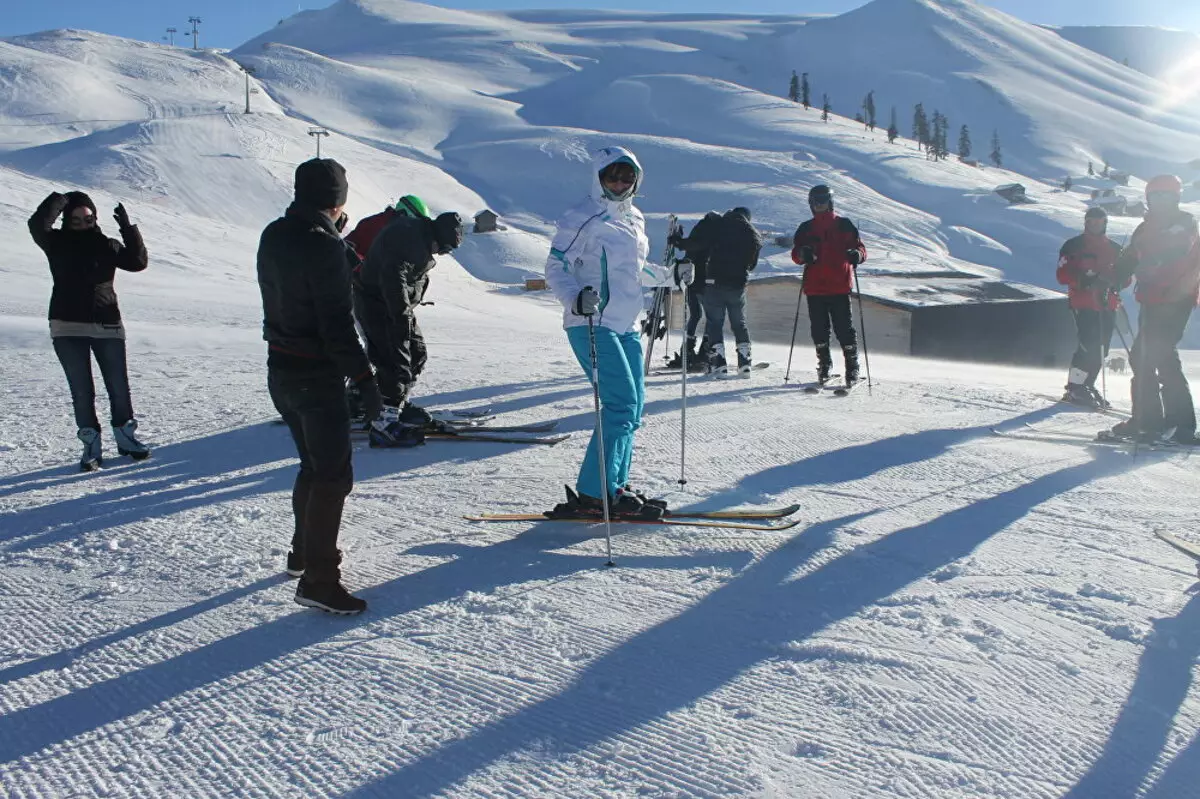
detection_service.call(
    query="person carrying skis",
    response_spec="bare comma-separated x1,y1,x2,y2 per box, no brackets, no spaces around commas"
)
685,207,762,375
791,184,867,384
545,146,693,519
27,190,151,470
1056,206,1126,408
257,158,384,615
1105,175,1200,444
353,199,465,445
664,211,720,370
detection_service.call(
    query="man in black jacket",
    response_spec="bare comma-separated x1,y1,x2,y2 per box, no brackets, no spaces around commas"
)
257,158,383,615
689,207,761,376
666,211,719,370
354,208,464,443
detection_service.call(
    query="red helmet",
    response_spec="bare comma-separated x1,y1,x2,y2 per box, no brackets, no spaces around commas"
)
1146,174,1183,197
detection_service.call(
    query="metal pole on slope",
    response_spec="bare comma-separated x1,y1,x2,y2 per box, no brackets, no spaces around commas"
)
188,17,202,50
308,127,329,159
585,310,616,567
240,64,256,114
783,270,807,384
679,281,689,487
853,267,873,394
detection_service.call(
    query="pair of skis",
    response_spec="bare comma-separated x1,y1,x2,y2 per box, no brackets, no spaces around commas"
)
799,375,859,397
354,407,569,446
466,502,802,531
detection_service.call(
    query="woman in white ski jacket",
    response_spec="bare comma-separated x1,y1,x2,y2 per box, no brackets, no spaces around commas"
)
545,146,691,518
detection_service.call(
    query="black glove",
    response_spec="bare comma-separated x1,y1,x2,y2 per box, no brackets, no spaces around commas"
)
113,203,132,229
357,377,384,424
48,192,69,217
573,286,601,316
799,245,816,265
668,232,684,249
1078,270,1098,289
846,249,862,267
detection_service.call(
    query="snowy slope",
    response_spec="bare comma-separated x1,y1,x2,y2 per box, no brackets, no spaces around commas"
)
3,2,1200,796
1056,24,1200,82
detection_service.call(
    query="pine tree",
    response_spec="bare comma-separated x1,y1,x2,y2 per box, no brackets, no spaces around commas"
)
863,90,877,131
1063,175,1072,191
887,107,899,143
957,124,971,160
990,130,1002,167
788,71,800,103
912,103,929,150
801,73,811,110
821,94,831,122
1102,160,1110,177
1088,161,1094,176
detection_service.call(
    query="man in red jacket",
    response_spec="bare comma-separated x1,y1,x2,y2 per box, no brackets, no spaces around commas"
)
344,194,429,260
1106,175,1200,444
791,184,867,384
1056,206,1127,408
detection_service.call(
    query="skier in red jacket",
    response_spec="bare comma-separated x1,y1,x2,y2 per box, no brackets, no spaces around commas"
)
1056,206,1127,408
344,195,429,260
791,185,867,384
1105,175,1200,444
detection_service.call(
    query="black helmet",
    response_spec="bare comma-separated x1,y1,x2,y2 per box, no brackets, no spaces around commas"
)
808,184,833,210
432,211,464,254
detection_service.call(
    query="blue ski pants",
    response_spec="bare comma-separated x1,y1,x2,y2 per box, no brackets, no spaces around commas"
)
566,326,645,499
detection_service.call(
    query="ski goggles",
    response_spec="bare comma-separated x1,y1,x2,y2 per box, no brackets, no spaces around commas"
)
600,162,638,185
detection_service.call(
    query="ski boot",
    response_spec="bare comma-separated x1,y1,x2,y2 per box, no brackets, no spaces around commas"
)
113,419,151,460
623,484,668,512
816,343,833,384
399,400,434,428
1062,384,1099,409
77,427,102,472
547,486,664,520
1086,386,1112,410
843,344,861,385
736,342,753,378
369,406,426,448
665,337,698,370
706,343,728,375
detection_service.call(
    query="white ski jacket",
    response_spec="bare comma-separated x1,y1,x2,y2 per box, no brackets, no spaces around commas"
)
545,147,674,333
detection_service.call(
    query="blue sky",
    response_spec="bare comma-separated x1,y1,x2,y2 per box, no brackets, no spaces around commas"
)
1,1,1196,50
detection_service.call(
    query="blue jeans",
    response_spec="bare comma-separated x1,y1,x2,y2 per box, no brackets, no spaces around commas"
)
566,326,644,499
702,284,750,350
52,337,135,431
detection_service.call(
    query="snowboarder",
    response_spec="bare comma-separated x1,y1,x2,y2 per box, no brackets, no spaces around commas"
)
257,158,384,614
688,207,761,375
791,184,868,384
545,146,692,518
353,198,464,443
27,191,151,471
1105,175,1200,444
1056,206,1126,408
664,211,720,370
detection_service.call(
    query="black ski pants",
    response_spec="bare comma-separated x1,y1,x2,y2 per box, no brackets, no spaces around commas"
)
354,290,427,406
1069,308,1115,388
807,294,857,352
52,336,135,431
684,286,704,341
269,365,353,583
1130,300,1196,436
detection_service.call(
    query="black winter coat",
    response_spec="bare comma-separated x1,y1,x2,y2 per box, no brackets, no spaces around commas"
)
28,193,148,325
675,212,721,292
704,211,762,289
356,214,439,316
257,203,372,381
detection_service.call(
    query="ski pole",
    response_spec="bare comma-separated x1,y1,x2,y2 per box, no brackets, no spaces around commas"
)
679,282,689,486
853,267,873,395
783,271,806,384
585,309,616,567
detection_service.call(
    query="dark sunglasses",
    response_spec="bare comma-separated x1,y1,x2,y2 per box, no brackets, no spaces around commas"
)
68,212,96,225
601,163,637,185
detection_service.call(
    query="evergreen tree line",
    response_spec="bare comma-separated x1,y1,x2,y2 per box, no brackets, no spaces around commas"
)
787,70,1005,167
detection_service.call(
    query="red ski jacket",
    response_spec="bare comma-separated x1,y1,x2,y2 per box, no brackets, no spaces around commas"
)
345,207,400,262
791,211,867,296
1056,233,1126,311
1118,210,1200,306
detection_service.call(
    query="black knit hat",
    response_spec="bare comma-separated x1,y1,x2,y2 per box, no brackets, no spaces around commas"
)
1085,205,1107,220
63,191,97,219
294,158,349,209
808,184,833,210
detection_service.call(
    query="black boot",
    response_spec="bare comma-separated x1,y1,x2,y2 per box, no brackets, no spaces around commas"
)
624,484,668,511
815,343,832,382
843,344,860,384
295,577,367,615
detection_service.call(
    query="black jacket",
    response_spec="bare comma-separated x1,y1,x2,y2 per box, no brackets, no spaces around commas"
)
704,210,761,289
28,193,148,325
675,212,721,291
257,203,372,381
356,214,439,315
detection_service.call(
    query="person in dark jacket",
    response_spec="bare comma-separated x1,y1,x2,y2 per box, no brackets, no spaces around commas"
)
354,206,464,443
1106,175,1200,444
28,190,150,470
1056,206,1127,408
257,158,384,615
687,207,761,376
791,185,868,384
344,194,429,260
665,211,719,370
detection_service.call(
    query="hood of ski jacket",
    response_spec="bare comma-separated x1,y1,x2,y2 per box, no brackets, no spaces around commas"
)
28,192,148,327
544,147,672,333
256,202,372,382
1117,209,1200,306
791,211,866,296
1056,233,1126,311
